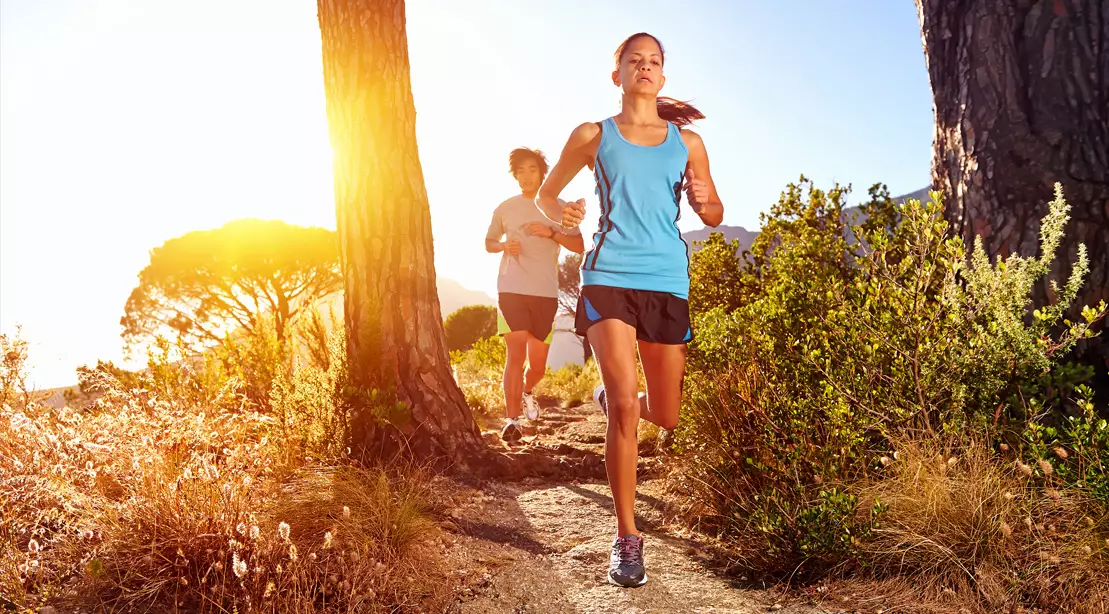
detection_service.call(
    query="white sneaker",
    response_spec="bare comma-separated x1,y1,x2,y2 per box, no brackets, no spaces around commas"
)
593,385,608,421
522,392,541,421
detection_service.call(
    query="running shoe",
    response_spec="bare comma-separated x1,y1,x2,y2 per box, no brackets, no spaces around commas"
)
593,385,608,420
501,420,523,443
522,392,541,421
608,534,647,587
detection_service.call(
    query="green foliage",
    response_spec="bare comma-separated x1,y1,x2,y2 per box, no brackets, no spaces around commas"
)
121,219,341,352
679,178,1107,575
443,305,497,353
558,253,583,316
450,335,506,413
270,311,352,462
688,233,745,320
535,360,600,407
1022,383,1109,502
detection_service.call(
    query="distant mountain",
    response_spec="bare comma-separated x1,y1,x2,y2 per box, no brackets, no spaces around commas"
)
683,224,760,257
436,277,495,316
682,187,931,255
315,276,494,323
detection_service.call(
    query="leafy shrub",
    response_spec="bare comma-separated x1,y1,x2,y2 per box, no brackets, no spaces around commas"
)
444,305,498,353
1021,383,1109,502
535,360,601,407
270,310,354,463
677,179,1106,580
450,335,507,413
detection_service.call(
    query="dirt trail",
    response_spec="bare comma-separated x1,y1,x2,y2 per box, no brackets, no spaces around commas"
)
442,403,825,614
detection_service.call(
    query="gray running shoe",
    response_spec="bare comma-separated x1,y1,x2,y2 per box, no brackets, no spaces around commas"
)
608,534,647,587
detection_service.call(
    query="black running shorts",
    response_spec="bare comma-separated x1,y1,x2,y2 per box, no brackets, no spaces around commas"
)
497,293,558,343
574,285,692,345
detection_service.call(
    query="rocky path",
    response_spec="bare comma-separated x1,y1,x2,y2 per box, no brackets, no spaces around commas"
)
441,403,825,614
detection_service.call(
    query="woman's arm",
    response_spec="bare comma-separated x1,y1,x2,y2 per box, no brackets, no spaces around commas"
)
552,231,585,254
535,122,602,225
682,130,724,228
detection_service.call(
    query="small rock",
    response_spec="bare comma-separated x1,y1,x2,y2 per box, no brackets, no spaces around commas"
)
770,604,782,611
39,608,58,614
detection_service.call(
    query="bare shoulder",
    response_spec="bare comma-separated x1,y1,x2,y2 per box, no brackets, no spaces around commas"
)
569,121,602,144
680,129,706,151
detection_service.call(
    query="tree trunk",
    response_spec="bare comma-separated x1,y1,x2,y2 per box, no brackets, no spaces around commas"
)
916,0,1109,369
317,0,485,466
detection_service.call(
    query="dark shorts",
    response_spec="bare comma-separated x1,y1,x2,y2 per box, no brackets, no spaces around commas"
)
497,293,558,343
574,285,692,345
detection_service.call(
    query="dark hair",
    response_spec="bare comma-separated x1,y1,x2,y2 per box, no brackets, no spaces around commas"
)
508,147,549,178
614,32,705,128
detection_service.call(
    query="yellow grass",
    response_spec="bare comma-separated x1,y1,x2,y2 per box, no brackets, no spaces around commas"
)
0,365,452,612
850,439,1109,614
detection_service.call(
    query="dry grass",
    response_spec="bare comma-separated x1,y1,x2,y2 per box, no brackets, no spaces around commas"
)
1,355,454,612
847,438,1109,614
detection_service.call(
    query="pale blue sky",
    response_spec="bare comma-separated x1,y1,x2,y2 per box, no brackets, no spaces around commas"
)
0,0,933,387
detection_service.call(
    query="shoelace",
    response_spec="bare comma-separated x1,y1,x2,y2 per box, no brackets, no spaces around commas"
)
613,537,642,565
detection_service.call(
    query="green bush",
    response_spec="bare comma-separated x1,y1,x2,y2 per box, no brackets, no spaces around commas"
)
450,335,506,413
450,336,608,412
444,305,498,353
1022,382,1109,501
535,360,601,407
269,310,353,463
678,179,1106,576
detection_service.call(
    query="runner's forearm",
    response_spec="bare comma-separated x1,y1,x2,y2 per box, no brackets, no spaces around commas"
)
535,192,564,225
695,201,724,228
485,239,504,253
553,231,585,254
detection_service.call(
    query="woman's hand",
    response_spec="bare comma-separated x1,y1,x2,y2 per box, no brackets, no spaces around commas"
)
683,169,709,213
504,239,522,256
561,198,587,229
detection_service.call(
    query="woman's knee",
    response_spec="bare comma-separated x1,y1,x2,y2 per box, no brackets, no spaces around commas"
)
607,395,641,432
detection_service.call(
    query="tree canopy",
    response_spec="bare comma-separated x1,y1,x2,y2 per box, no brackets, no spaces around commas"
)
121,218,341,351
444,305,497,353
558,253,582,317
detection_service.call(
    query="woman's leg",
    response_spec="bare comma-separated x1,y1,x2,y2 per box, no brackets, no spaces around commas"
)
587,318,641,537
636,341,686,431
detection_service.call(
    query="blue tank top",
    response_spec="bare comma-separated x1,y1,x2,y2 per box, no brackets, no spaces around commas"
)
581,117,691,298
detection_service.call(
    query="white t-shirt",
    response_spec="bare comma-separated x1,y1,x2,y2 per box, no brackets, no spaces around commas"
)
485,195,579,298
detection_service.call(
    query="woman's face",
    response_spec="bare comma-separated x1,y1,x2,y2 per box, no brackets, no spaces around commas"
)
613,35,665,96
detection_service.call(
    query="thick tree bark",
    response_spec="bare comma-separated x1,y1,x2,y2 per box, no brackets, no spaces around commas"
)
317,0,485,465
916,0,1109,366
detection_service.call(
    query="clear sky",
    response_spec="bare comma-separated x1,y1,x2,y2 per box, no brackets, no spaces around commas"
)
0,0,934,388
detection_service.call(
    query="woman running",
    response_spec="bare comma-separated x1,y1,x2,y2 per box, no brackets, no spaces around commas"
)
535,32,724,587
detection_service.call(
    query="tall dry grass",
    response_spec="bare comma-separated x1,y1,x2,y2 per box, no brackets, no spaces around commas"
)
849,439,1109,613
0,334,454,613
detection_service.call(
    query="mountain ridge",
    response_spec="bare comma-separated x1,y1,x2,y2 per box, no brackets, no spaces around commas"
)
681,186,931,255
